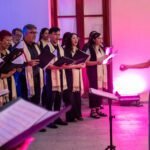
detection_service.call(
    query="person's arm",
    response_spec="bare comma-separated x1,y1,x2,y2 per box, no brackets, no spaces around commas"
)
61,63,86,69
86,55,108,66
0,69,16,79
86,60,101,66
25,59,40,67
47,64,62,70
120,60,150,71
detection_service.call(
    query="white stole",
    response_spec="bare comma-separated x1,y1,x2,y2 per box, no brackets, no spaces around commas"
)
0,50,17,106
47,42,67,91
71,50,84,95
22,41,44,98
95,47,108,89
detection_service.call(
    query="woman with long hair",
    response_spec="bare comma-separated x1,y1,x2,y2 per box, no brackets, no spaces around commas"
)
64,33,84,122
85,32,108,119
38,28,49,50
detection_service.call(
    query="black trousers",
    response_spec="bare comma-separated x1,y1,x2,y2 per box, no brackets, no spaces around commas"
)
66,91,82,120
45,88,71,111
20,73,41,105
87,66,102,108
89,94,102,108
45,70,71,111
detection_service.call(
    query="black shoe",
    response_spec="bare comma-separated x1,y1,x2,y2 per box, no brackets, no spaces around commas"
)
97,111,107,117
47,123,58,129
90,111,100,119
76,117,84,121
96,108,107,117
55,118,68,125
66,118,76,122
39,128,47,132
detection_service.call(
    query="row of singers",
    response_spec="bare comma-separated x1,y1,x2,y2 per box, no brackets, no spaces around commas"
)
0,24,108,130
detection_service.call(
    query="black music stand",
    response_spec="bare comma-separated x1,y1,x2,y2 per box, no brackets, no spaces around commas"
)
0,98,71,150
143,91,150,150
89,88,118,150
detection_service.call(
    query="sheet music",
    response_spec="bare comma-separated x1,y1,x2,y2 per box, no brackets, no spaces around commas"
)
105,47,112,55
35,111,58,124
103,50,117,64
11,41,25,64
103,53,116,64
0,98,48,146
89,88,118,100
16,41,24,49
12,55,25,64
0,89,9,96
0,58,4,63
53,49,57,57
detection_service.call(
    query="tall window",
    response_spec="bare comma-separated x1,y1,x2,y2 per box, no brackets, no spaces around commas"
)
50,0,111,47
50,0,112,92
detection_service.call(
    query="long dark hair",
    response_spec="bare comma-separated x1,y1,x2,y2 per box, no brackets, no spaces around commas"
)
88,31,97,43
65,33,80,52
62,32,71,48
39,28,49,41
89,32,101,47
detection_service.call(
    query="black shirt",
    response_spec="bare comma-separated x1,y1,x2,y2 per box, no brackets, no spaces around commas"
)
26,42,40,76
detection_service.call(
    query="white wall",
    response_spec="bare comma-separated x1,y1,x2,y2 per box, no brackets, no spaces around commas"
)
0,0,51,40
111,0,150,95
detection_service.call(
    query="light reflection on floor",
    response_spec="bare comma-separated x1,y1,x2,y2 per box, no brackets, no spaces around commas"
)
29,103,148,150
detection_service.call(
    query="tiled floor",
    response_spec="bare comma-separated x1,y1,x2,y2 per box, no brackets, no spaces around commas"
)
29,101,148,150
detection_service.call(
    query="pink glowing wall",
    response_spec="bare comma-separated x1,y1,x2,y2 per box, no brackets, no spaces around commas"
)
111,0,150,95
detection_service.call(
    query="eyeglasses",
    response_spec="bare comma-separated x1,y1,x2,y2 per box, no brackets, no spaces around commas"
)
15,34,22,37
28,31,38,34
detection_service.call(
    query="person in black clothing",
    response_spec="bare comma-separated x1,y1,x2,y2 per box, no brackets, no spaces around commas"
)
64,33,85,122
38,28,49,50
38,28,49,107
44,27,69,128
9,28,22,52
0,30,17,106
19,24,43,104
9,28,23,97
84,32,108,119
19,24,45,132
82,31,97,52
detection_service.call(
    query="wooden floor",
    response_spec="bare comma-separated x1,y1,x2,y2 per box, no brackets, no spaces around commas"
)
29,101,148,150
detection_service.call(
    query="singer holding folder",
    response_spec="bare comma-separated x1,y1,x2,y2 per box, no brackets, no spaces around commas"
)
44,27,69,128
18,24,46,132
83,32,108,118
64,33,85,122
0,30,17,106
19,24,44,104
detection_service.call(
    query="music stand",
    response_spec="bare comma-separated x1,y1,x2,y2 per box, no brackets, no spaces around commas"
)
89,88,119,150
143,91,150,150
0,98,71,150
